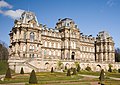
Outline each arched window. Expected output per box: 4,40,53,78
30,45,32,50
32,45,34,50
29,45,34,51
30,32,34,42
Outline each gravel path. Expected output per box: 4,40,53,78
0,83,25,85
79,74,120,80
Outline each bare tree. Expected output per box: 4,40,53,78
115,48,120,62
0,40,9,61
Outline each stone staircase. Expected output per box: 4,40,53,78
23,58,40,72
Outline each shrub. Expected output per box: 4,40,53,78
57,61,63,70
63,69,66,72
77,64,80,72
67,69,71,76
5,68,11,79
0,61,8,75
72,68,77,75
74,62,79,66
112,69,118,73
118,69,120,73
70,67,74,71
85,66,91,71
65,66,67,70
29,70,37,84
20,67,24,74
108,67,112,72
108,64,112,72
51,67,54,73
99,69,105,84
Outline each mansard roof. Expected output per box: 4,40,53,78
18,11,39,26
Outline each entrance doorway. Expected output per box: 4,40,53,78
71,52,75,60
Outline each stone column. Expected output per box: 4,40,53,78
17,29,19,39
100,43,103,62
105,53,107,62
21,30,24,39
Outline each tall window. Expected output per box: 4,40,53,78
30,32,34,42
45,42,47,47
32,54,34,58
30,45,34,51
49,42,51,47
44,50,46,55
24,31,26,40
49,50,51,55
23,44,26,52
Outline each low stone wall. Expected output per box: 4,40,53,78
8,58,120,73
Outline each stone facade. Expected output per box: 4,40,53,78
8,11,116,73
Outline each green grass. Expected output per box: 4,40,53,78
0,72,84,84
79,70,120,78
1,71,120,85
79,70,100,76
106,72,120,78
0,60,8,75
36,72,84,84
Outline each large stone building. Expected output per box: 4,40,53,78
8,11,117,73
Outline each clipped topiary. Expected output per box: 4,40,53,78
112,69,118,73
85,66,91,71
67,69,71,76
29,70,37,84
72,68,77,75
20,67,24,74
99,69,105,85
77,64,80,72
51,67,54,73
108,64,112,72
118,69,120,73
5,67,11,79
65,66,67,70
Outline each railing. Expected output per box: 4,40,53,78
24,58,39,72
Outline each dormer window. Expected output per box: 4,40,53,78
67,23,70,27
30,32,34,42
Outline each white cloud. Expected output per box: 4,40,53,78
0,10,3,13
0,0,12,8
0,0,25,19
0,9,24,19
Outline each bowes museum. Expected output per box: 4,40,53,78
8,11,120,73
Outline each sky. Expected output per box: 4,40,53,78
0,0,120,48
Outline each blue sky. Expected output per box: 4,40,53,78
0,0,120,48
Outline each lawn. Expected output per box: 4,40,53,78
106,72,120,78
0,72,84,84
79,70,100,76
79,70,120,78
0,71,120,85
